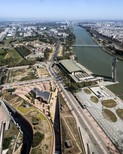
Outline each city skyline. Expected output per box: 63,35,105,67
0,0,123,21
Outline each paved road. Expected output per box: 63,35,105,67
2,77,53,89
49,63,113,154
50,40,60,62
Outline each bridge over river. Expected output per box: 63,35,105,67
72,44,107,47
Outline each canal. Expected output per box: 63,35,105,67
73,25,123,99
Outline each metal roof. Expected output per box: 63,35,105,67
32,88,50,103
59,59,81,73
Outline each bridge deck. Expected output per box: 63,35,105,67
72,44,104,47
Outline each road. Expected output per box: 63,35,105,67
2,77,53,89
50,40,60,61
49,63,115,154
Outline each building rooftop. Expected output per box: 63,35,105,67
59,59,82,73
32,88,51,103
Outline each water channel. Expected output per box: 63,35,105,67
73,25,123,99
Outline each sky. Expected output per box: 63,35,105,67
0,0,123,21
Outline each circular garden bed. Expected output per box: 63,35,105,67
102,109,117,122
84,88,91,94
90,96,98,103
101,99,117,108
116,108,123,120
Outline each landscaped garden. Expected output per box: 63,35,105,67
116,108,123,120
17,101,33,115
101,99,117,108
0,48,22,66
90,96,99,103
102,109,117,122
84,88,91,94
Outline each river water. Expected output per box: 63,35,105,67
73,26,123,99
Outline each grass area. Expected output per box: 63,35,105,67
90,96,98,103
101,99,117,108
61,119,71,153
27,109,48,125
0,48,6,64
60,93,83,154
0,48,22,66
84,88,91,94
27,109,52,154
17,103,33,114
102,109,117,122
7,49,22,59
65,117,82,148
32,132,44,147
36,111,46,120
116,108,123,120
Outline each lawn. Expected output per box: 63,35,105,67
17,103,33,114
90,96,99,103
0,48,7,65
7,49,22,59
65,117,82,149
116,108,123,120
102,109,117,122
36,111,46,120
0,48,22,66
101,99,117,108
84,88,91,94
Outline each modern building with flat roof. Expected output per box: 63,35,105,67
59,59,101,83
59,59,82,74
31,88,51,103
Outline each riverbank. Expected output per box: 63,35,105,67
80,25,123,61
72,25,123,100
92,35,123,61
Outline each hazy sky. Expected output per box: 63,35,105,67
0,0,123,20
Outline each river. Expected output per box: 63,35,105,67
73,25,123,99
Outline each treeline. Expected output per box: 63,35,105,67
39,35,56,44
58,30,76,60
19,34,56,45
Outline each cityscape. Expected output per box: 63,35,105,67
0,1,123,154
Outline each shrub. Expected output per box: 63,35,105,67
32,132,44,147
